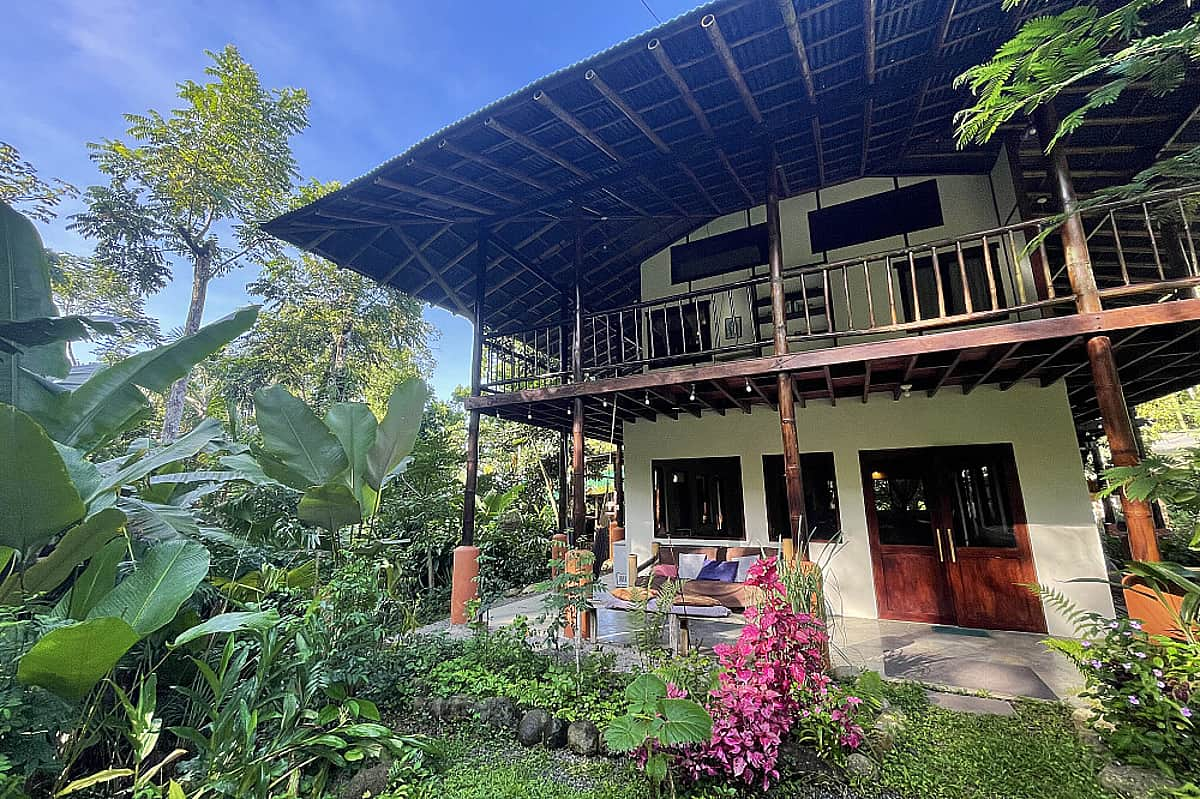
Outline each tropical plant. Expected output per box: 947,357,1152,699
603,673,712,799
70,44,309,439
245,377,429,558
955,0,1200,203
0,141,76,222
1035,586,1197,780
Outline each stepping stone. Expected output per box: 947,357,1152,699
925,690,1015,716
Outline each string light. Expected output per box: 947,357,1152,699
745,378,753,394
689,383,696,402
602,396,608,408
644,391,651,405
526,405,532,420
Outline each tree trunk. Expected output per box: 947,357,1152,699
161,252,211,441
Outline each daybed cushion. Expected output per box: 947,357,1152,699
677,552,708,580
731,555,760,583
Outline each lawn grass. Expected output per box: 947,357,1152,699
868,683,1113,799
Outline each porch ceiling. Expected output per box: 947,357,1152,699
468,298,1200,441
262,0,1200,335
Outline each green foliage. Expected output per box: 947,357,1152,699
868,682,1111,799
605,674,712,797
0,142,77,223
955,0,1200,206
17,617,140,701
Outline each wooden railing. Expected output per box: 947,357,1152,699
480,186,1200,392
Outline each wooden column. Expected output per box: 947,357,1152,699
766,145,809,557
1038,104,1158,562
453,226,488,624
570,214,586,546
1035,104,1100,313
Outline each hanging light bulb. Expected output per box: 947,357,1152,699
689,383,696,402
567,403,572,416
745,378,753,394
603,396,608,408
527,405,532,420
644,391,651,405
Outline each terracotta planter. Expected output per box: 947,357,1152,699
1122,573,1190,640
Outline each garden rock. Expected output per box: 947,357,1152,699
340,754,392,799
1097,763,1180,798
447,694,476,721
566,720,601,756
871,709,907,753
844,752,878,781
546,716,568,748
518,709,552,746
476,696,521,730
428,697,449,721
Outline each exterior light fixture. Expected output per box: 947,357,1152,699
745,378,753,393
644,391,651,405
900,383,913,399
689,383,696,402
602,396,608,408
527,406,532,420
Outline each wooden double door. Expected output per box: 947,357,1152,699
861,444,1046,633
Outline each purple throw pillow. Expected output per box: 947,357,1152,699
696,559,739,583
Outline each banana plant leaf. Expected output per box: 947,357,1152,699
298,482,361,532
0,405,85,559
254,385,348,488
0,315,126,353
56,536,128,620
0,508,125,604
366,378,428,491
118,498,200,541
325,401,378,508
216,453,278,486
85,418,225,505
87,539,210,636
17,616,140,701
34,307,258,451
171,609,281,648
1,202,69,409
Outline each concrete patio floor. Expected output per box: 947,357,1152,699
429,588,1084,703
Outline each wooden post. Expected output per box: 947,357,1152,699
766,144,809,556
453,226,489,624
1038,104,1158,563
1035,104,1100,313
570,213,586,547
557,431,569,534
609,444,626,561
1088,337,1160,561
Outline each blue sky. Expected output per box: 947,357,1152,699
1,0,698,398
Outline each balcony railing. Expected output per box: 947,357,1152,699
480,186,1200,393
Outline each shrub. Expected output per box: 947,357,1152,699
1047,613,1197,779
674,558,864,790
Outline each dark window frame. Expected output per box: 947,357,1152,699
762,452,842,543
652,456,746,540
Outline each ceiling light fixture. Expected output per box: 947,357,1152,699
745,378,753,394
689,383,696,402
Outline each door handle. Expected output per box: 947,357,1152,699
935,527,945,562
945,529,957,563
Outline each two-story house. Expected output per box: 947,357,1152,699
265,0,1200,637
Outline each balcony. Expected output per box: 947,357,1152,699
480,186,1200,397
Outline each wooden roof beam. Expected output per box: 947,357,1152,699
861,361,872,403
374,176,496,216
711,379,752,413
484,116,588,179
823,365,836,406
864,0,877,85
702,14,764,126
615,392,657,422
387,225,457,286
404,159,520,204
392,226,473,317
811,117,826,186
489,234,569,298
927,351,963,397
747,376,776,409
1001,335,1079,390
649,37,714,137
776,0,817,103
964,342,1021,395
438,138,553,192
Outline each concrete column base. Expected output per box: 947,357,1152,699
608,522,625,562
550,533,568,577
563,548,593,640
449,545,481,626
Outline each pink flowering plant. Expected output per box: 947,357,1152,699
670,557,865,790
1040,589,1197,780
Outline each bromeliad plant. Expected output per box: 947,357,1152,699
604,674,712,799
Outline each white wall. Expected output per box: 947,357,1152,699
621,381,1114,637
636,160,1042,352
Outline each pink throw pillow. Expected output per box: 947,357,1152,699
653,564,679,579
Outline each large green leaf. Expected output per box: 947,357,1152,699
86,417,224,504
657,699,713,746
0,508,125,604
39,307,258,451
217,453,278,486
603,715,653,753
17,617,140,700
0,315,124,353
0,404,85,559
171,609,281,648
366,378,428,491
1,203,69,409
325,402,377,487
58,537,128,619
624,673,667,716
87,539,210,636
118,498,199,541
298,482,361,532
254,385,348,488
